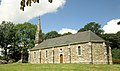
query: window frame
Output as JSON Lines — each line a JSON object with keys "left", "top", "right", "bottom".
{"left": 78, "top": 46, "right": 82, "bottom": 56}
{"left": 34, "top": 52, "right": 36, "bottom": 58}
{"left": 46, "top": 50, "right": 48, "bottom": 58}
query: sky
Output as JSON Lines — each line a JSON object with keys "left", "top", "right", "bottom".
{"left": 0, "top": 0, "right": 120, "bottom": 34}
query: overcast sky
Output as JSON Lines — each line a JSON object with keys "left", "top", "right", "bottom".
{"left": 0, "top": 0, "right": 120, "bottom": 34}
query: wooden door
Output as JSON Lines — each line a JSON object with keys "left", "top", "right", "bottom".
{"left": 60, "top": 54, "right": 63, "bottom": 63}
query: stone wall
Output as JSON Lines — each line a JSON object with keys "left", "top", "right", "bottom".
{"left": 29, "top": 42, "right": 112, "bottom": 64}
{"left": 29, "top": 50, "right": 40, "bottom": 64}
{"left": 92, "top": 42, "right": 107, "bottom": 64}
{"left": 92, "top": 42, "right": 112, "bottom": 64}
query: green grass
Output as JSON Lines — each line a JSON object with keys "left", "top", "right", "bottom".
{"left": 0, "top": 63, "right": 120, "bottom": 71}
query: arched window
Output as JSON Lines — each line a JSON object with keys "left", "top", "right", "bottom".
{"left": 53, "top": 50, "right": 54, "bottom": 63}
{"left": 46, "top": 50, "right": 47, "bottom": 58}
{"left": 34, "top": 52, "right": 36, "bottom": 58}
{"left": 78, "top": 46, "right": 81, "bottom": 55}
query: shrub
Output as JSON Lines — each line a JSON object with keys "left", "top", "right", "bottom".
{"left": 112, "top": 49, "right": 120, "bottom": 59}
{"left": 0, "top": 60, "right": 7, "bottom": 64}
{"left": 8, "top": 59, "right": 15, "bottom": 63}
{"left": 0, "top": 56, "right": 3, "bottom": 60}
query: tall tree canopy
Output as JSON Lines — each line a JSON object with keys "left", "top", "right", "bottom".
{"left": 78, "top": 22, "right": 104, "bottom": 35}
{"left": 14, "top": 22, "right": 36, "bottom": 62}
{"left": 45, "top": 31, "right": 61, "bottom": 40}
{"left": 0, "top": 22, "right": 37, "bottom": 62}
{"left": 0, "top": 21, "right": 15, "bottom": 61}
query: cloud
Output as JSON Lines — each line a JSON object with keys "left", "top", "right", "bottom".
{"left": 103, "top": 19, "right": 120, "bottom": 34}
{"left": 0, "top": 0, "right": 66, "bottom": 23}
{"left": 58, "top": 28, "right": 77, "bottom": 34}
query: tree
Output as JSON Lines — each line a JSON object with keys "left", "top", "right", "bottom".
{"left": 116, "top": 31, "right": 120, "bottom": 37}
{"left": 78, "top": 22, "right": 104, "bottom": 35}
{"left": 14, "top": 22, "right": 36, "bottom": 62}
{"left": 101, "top": 33, "right": 120, "bottom": 49}
{"left": 20, "top": 0, "right": 53, "bottom": 11}
{"left": 101, "top": 31, "right": 120, "bottom": 59}
{"left": 116, "top": 31, "right": 120, "bottom": 48}
{"left": 45, "top": 31, "right": 61, "bottom": 40}
{"left": 62, "top": 32, "right": 72, "bottom": 36}
{"left": 0, "top": 21, "right": 15, "bottom": 61}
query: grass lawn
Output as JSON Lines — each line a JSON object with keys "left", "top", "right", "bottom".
{"left": 0, "top": 63, "right": 120, "bottom": 71}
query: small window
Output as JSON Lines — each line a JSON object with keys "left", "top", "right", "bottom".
{"left": 53, "top": 50, "right": 54, "bottom": 56}
{"left": 46, "top": 50, "right": 47, "bottom": 58}
{"left": 78, "top": 46, "right": 81, "bottom": 55}
{"left": 34, "top": 52, "right": 36, "bottom": 58}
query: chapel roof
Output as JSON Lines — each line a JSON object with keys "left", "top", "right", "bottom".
{"left": 30, "top": 30, "right": 104, "bottom": 50}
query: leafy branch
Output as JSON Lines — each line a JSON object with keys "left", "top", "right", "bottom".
{"left": 20, "top": 0, "right": 52, "bottom": 11}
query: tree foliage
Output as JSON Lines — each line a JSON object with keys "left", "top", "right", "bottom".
{"left": 78, "top": 22, "right": 104, "bottom": 35}
{"left": 44, "top": 31, "right": 61, "bottom": 40}
{"left": 117, "top": 21, "right": 120, "bottom": 25}
{"left": 20, "top": 0, "right": 53, "bottom": 11}
{"left": 101, "top": 33, "right": 120, "bottom": 49}
{"left": 101, "top": 31, "right": 120, "bottom": 59}
{"left": 14, "top": 22, "right": 36, "bottom": 62}
{"left": 112, "top": 49, "right": 120, "bottom": 59}
{"left": 0, "top": 21, "right": 15, "bottom": 61}
{"left": 62, "top": 32, "right": 72, "bottom": 36}
{"left": 0, "top": 22, "right": 36, "bottom": 62}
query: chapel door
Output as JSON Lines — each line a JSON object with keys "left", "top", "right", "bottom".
{"left": 60, "top": 54, "right": 63, "bottom": 63}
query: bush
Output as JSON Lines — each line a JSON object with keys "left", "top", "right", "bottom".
{"left": 8, "top": 59, "right": 15, "bottom": 63}
{"left": 0, "top": 60, "right": 7, "bottom": 64}
{"left": 0, "top": 56, "right": 3, "bottom": 60}
{"left": 112, "top": 59, "right": 120, "bottom": 64}
{"left": 112, "top": 49, "right": 120, "bottom": 59}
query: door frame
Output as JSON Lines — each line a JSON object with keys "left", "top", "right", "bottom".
{"left": 60, "top": 54, "right": 63, "bottom": 63}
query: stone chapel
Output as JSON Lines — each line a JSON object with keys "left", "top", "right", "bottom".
{"left": 28, "top": 17, "right": 112, "bottom": 64}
